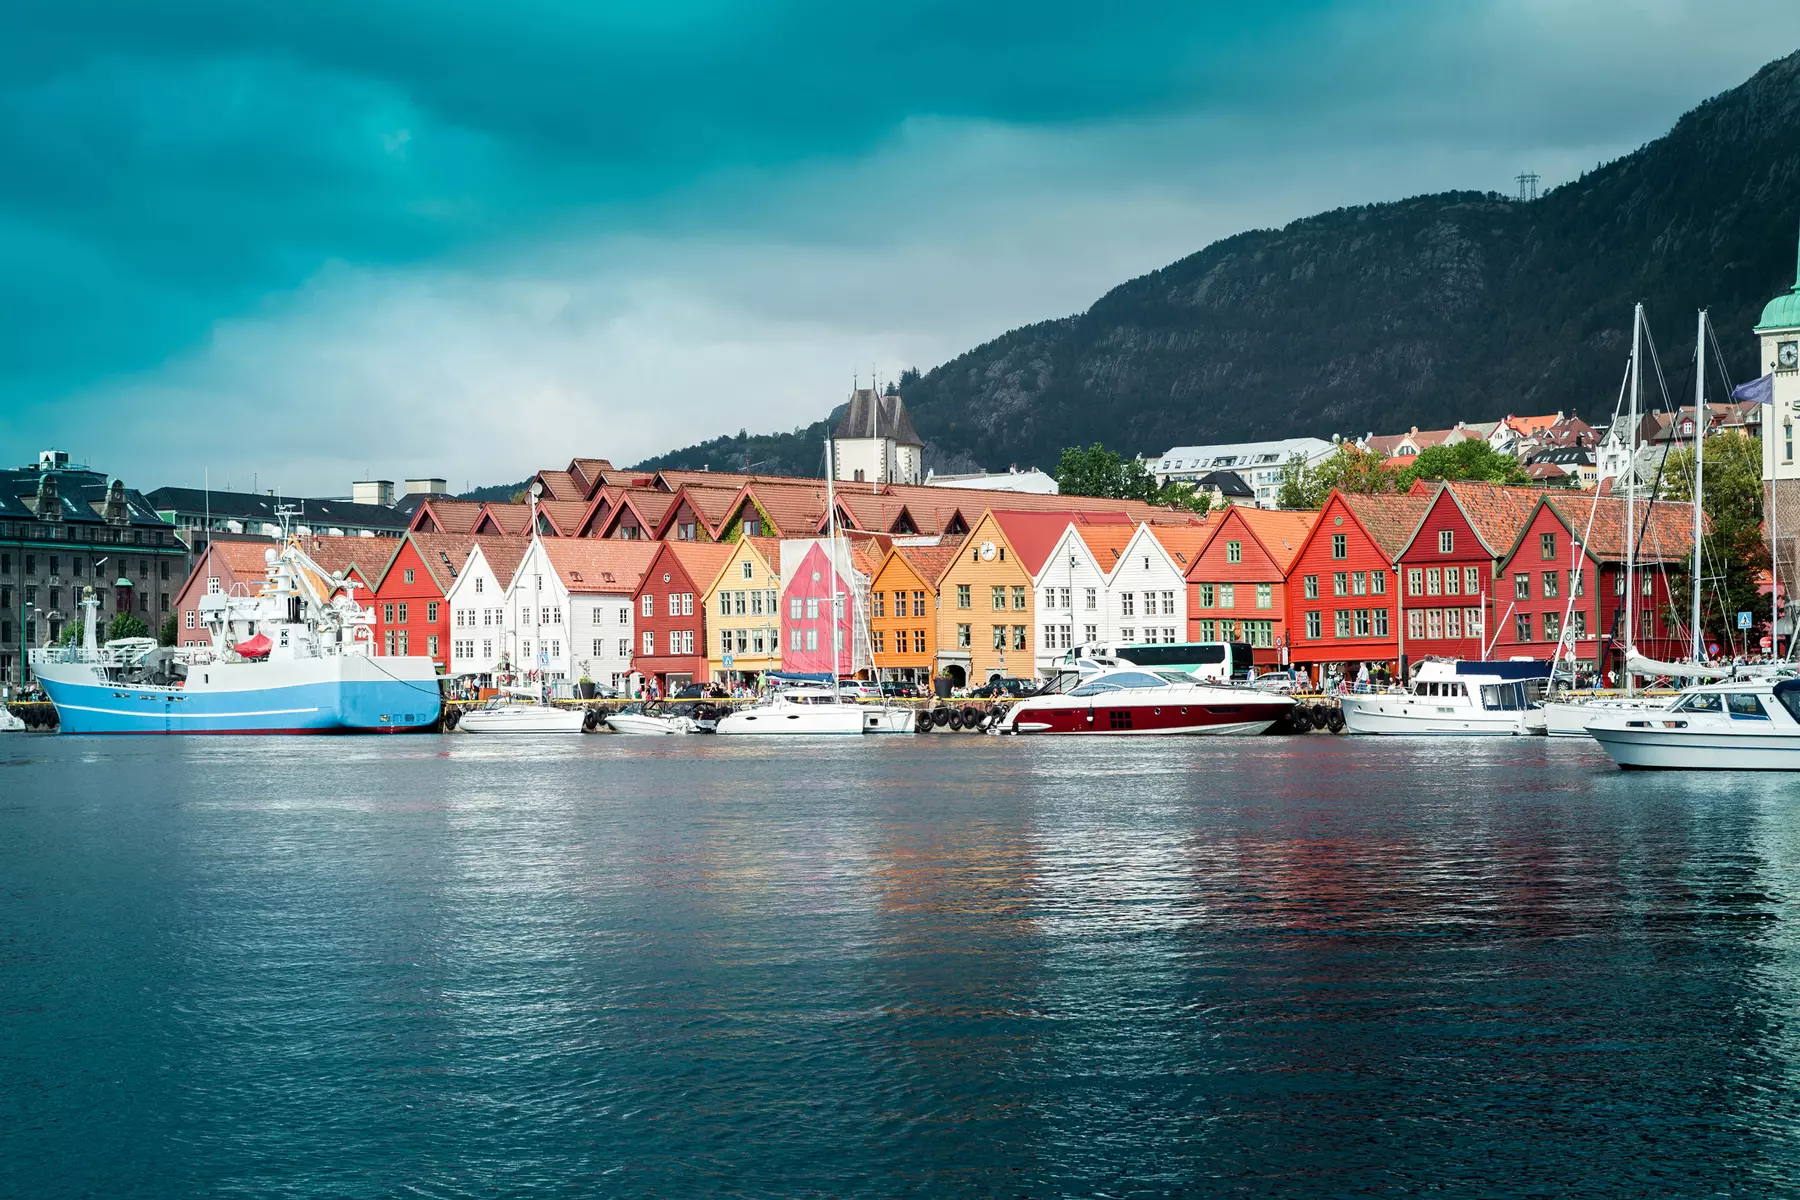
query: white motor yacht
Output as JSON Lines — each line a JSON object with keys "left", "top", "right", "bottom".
{"left": 1542, "top": 695, "right": 1674, "bottom": 737}
{"left": 715, "top": 687, "right": 914, "bottom": 735}
{"left": 992, "top": 667, "right": 1290, "bottom": 736}
{"left": 1587, "top": 677, "right": 1800, "bottom": 770}
{"left": 458, "top": 689, "right": 587, "bottom": 734}
{"left": 1338, "top": 660, "right": 1550, "bottom": 736}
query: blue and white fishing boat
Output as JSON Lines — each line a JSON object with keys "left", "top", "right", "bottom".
{"left": 29, "top": 536, "right": 442, "bottom": 734}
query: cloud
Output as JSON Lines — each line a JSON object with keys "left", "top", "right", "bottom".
{"left": 5, "top": 0, "right": 1800, "bottom": 492}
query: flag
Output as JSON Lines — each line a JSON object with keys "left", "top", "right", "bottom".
{"left": 1733, "top": 373, "right": 1775, "bottom": 405}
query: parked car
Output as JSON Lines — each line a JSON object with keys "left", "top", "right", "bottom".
{"left": 836, "top": 680, "right": 883, "bottom": 699}
{"left": 880, "top": 680, "right": 924, "bottom": 699}
{"left": 970, "top": 676, "right": 1041, "bottom": 699}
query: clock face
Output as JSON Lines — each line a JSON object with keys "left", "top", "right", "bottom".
{"left": 1781, "top": 341, "right": 1799, "bottom": 370}
{"left": 979, "top": 540, "right": 997, "bottom": 561}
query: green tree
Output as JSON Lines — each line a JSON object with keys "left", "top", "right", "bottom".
{"left": 1395, "top": 439, "right": 1529, "bottom": 490}
{"left": 158, "top": 612, "right": 178, "bottom": 646}
{"left": 1660, "top": 431, "right": 1766, "bottom": 651}
{"left": 1276, "top": 444, "right": 1398, "bottom": 509}
{"left": 107, "top": 612, "right": 150, "bottom": 641}
{"left": 1054, "top": 443, "right": 1208, "bottom": 513}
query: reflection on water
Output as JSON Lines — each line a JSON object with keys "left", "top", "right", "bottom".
{"left": 3, "top": 734, "right": 1800, "bottom": 1196}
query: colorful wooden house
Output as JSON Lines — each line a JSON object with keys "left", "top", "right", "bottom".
{"left": 868, "top": 538, "right": 963, "bottom": 682}
{"left": 702, "top": 537, "right": 784, "bottom": 685}
{"left": 1282, "top": 491, "right": 1431, "bottom": 678}
{"left": 1184, "top": 507, "right": 1315, "bottom": 663}
{"left": 629, "top": 541, "right": 735, "bottom": 692}
{"left": 1392, "top": 482, "right": 1540, "bottom": 663}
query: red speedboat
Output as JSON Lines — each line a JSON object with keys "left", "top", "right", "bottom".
{"left": 992, "top": 666, "right": 1292, "bottom": 736}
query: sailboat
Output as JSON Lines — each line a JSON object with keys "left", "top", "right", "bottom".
{"left": 1542, "top": 305, "right": 1724, "bottom": 737}
{"left": 716, "top": 435, "right": 914, "bottom": 736}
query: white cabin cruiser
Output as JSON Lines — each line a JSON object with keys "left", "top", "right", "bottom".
{"left": 458, "top": 689, "right": 586, "bottom": 734}
{"left": 715, "top": 686, "right": 913, "bottom": 735}
{"left": 1339, "top": 660, "right": 1550, "bottom": 736}
{"left": 1587, "top": 677, "right": 1800, "bottom": 770}
{"left": 0, "top": 706, "right": 26, "bottom": 733}
{"left": 603, "top": 701, "right": 718, "bottom": 735}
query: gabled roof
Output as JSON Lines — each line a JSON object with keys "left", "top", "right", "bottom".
{"left": 656, "top": 483, "right": 743, "bottom": 539}
{"left": 651, "top": 540, "right": 738, "bottom": 591}
{"left": 1524, "top": 494, "right": 1698, "bottom": 565}
{"left": 539, "top": 539, "right": 659, "bottom": 594}
{"left": 474, "top": 502, "right": 537, "bottom": 537}
{"left": 537, "top": 499, "right": 589, "bottom": 536}
{"left": 299, "top": 534, "right": 399, "bottom": 585}
{"left": 1334, "top": 492, "right": 1435, "bottom": 560}
{"left": 1411, "top": 481, "right": 1544, "bottom": 559}
{"left": 532, "top": 470, "right": 585, "bottom": 503}
{"left": 1074, "top": 523, "right": 1139, "bottom": 574}
{"left": 567, "top": 458, "right": 617, "bottom": 498}
{"left": 991, "top": 510, "right": 1134, "bottom": 577}
{"left": 889, "top": 535, "right": 967, "bottom": 587}
{"left": 394, "top": 532, "right": 485, "bottom": 594}
{"left": 409, "top": 498, "right": 485, "bottom": 534}
{"left": 196, "top": 538, "right": 282, "bottom": 586}
{"left": 1142, "top": 523, "right": 1212, "bottom": 571}
{"left": 736, "top": 481, "right": 830, "bottom": 537}
{"left": 466, "top": 538, "right": 530, "bottom": 591}
{"left": 599, "top": 489, "right": 680, "bottom": 537}
{"left": 1205, "top": 507, "right": 1318, "bottom": 575}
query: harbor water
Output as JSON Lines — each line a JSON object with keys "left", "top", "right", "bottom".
{"left": 4, "top": 734, "right": 1800, "bottom": 1196}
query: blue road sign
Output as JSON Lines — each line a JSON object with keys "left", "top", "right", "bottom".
{"left": 1738, "top": 611, "right": 1754, "bottom": 630}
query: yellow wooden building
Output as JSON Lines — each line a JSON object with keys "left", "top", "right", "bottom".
{"left": 933, "top": 511, "right": 1036, "bottom": 686}
{"left": 701, "top": 536, "right": 783, "bottom": 685}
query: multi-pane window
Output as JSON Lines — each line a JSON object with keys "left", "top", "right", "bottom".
{"left": 722, "top": 592, "right": 735, "bottom": 616}
{"left": 957, "top": 624, "right": 971, "bottom": 648}
{"left": 1012, "top": 586, "right": 1026, "bottom": 611}
{"left": 1541, "top": 532, "right": 1557, "bottom": 561}
{"left": 872, "top": 592, "right": 885, "bottom": 618}
{"left": 1408, "top": 568, "right": 1423, "bottom": 596}
{"left": 1161, "top": 591, "right": 1175, "bottom": 615}
{"left": 1084, "top": 588, "right": 1097, "bottom": 610}
{"left": 1438, "top": 530, "right": 1454, "bottom": 553}
{"left": 1199, "top": 583, "right": 1215, "bottom": 607}
{"left": 427, "top": 602, "right": 438, "bottom": 623}
{"left": 992, "top": 625, "right": 1007, "bottom": 650}
{"left": 872, "top": 630, "right": 885, "bottom": 654}
{"left": 1256, "top": 583, "right": 1272, "bottom": 609}
{"left": 1334, "top": 610, "right": 1352, "bottom": 638}
{"left": 1426, "top": 609, "right": 1442, "bottom": 639}
{"left": 1426, "top": 568, "right": 1441, "bottom": 596}
{"left": 1544, "top": 612, "right": 1562, "bottom": 642}
{"left": 1121, "top": 592, "right": 1136, "bottom": 616}
{"left": 642, "top": 631, "right": 654, "bottom": 655}
{"left": 1084, "top": 624, "right": 1097, "bottom": 643}
{"left": 397, "top": 602, "right": 408, "bottom": 624}
{"left": 1352, "top": 572, "right": 1368, "bottom": 596}
{"left": 642, "top": 594, "right": 653, "bottom": 616}
{"left": 992, "top": 586, "right": 1006, "bottom": 611}
{"left": 1354, "top": 609, "right": 1371, "bottom": 638}
{"left": 1305, "top": 611, "right": 1321, "bottom": 639}
{"left": 1463, "top": 567, "right": 1480, "bottom": 594}
{"left": 1515, "top": 613, "right": 1532, "bottom": 642}
{"left": 1219, "top": 584, "right": 1235, "bottom": 609}
{"left": 1226, "top": 540, "right": 1242, "bottom": 564}
{"left": 1012, "top": 625, "right": 1027, "bottom": 651}
{"left": 1514, "top": 574, "right": 1530, "bottom": 600}
{"left": 1445, "top": 609, "right": 1461, "bottom": 638}
{"left": 1332, "top": 572, "right": 1347, "bottom": 597}
{"left": 1408, "top": 610, "right": 1425, "bottom": 638}
{"left": 1442, "top": 567, "right": 1459, "bottom": 596}
{"left": 1570, "top": 611, "right": 1586, "bottom": 636}
{"left": 914, "top": 630, "right": 926, "bottom": 654}
{"left": 1371, "top": 571, "right": 1385, "bottom": 596}
{"left": 915, "top": 592, "right": 928, "bottom": 617}
{"left": 1373, "top": 610, "right": 1388, "bottom": 637}
{"left": 1542, "top": 571, "right": 1559, "bottom": 599}
{"left": 1304, "top": 575, "right": 1318, "bottom": 600}
{"left": 1331, "top": 534, "right": 1347, "bottom": 559}
{"left": 1465, "top": 609, "right": 1482, "bottom": 637}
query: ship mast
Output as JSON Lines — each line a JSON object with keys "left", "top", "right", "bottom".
{"left": 1624, "top": 303, "right": 1640, "bottom": 697}
{"left": 825, "top": 437, "right": 840, "bottom": 695}
{"left": 1691, "top": 310, "right": 1706, "bottom": 663}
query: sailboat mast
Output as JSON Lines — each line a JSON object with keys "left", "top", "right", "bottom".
{"left": 825, "top": 437, "right": 840, "bottom": 690}
{"left": 1692, "top": 310, "right": 1706, "bottom": 662}
{"left": 1624, "top": 303, "right": 1640, "bottom": 696}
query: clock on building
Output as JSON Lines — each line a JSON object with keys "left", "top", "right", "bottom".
{"left": 979, "top": 541, "right": 997, "bottom": 561}
{"left": 1780, "top": 340, "right": 1799, "bottom": 371}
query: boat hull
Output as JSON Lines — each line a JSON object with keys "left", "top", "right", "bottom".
{"left": 716, "top": 703, "right": 913, "bottom": 735}
{"left": 604, "top": 713, "right": 696, "bottom": 735}
{"left": 34, "top": 655, "right": 442, "bottom": 734}
{"left": 1340, "top": 695, "right": 1537, "bottom": 736}
{"left": 459, "top": 707, "right": 586, "bottom": 734}
{"left": 997, "top": 695, "right": 1286, "bottom": 736}
{"left": 1541, "top": 698, "right": 1670, "bottom": 738}
{"left": 1588, "top": 725, "right": 1800, "bottom": 770}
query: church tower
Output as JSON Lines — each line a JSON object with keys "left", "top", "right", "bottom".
{"left": 1758, "top": 232, "right": 1800, "bottom": 633}
{"left": 832, "top": 387, "right": 924, "bottom": 486}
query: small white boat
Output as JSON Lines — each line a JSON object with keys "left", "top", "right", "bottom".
{"left": 1587, "top": 677, "right": 1800, "bottom": 770}
{"left": 715, "top": 687, "right": 914, "bottom": 735}
{"left": 1542, "top": 695, "right": 1672, "bottom": 737}
{"left": 459, "top": 689, "right": 587, "bottom": 734}
{"left": 0, "top": 706, "right": 27, "bottom": 733}
{"left": 1339, "top": 660, "right": 1550, "bottom": 736}
{"left": 604, "top": 701, "right": 707, "bottom": 735}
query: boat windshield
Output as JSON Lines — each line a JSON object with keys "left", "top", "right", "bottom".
{"left": 1070, "top": 671, "right": 1167, "bottom": 696}
{"left": 1673, "top": 693, "right": 1723, "bottom": 713}
{"left": 1776, "top": 680, "right": 1800, "bottom": 723}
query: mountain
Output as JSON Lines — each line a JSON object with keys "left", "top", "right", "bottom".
{"left": 639, "top": 48, "right": 1800, "bottom": 476}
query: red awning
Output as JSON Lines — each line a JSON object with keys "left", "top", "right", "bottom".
{"left": 233, "top": 632, "right": 272, "bottom": 659}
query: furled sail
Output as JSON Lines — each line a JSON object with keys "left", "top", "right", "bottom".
{"left": 1624, "top": 650, "right": 1732, "bottom": 680}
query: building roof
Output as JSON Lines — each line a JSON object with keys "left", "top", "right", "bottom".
{"left": 410, "top": 498, "right": 486, "bottom": 534}
{"left": 532, "top": 469, "right": 585, "bottom": 503}
{"left": 1194, "top": 470, "right": 1254, "bottom": 498}
{"left": 539, "top": 539, "right": 659, "bottom": 594}
{"left": 1073, "top": 523, "right": 1139, "bottom": 572}
{"left": 1336, "top": 492, "right": 1434, "bottom": 560}
{"left": 144, "top": 486, "right": 408, "bottom": 531}
{"left": 890, "top": 535, "right": 967, "bottom": 586}
{"left": 470, "top": 538, "right": 531, "bottom": 591}
{"left": 1534, "top": 494, "right": 1697, "bottom": 565}
{"left": 1154, "top": 437, "right": 1334, "bottom": 475}
{"left": 1428, "top": 481, "right": 1545, "bottom": 559}
{"left": 654, "top": 540, "right": 738, "bottom": 590}
{"left": 474, "top": 502, "right": 537, "bottom": 537}
{"left": 1142, "top": 523, "right": 1213, "bottom": 570}
{"left": 1756, "top": 236, "right": 1800, "bottom": 331}
{"left": 1214, "top": 507, "right": 1318, "bottom": 574}
{"left": 833, "top": 388, "right": 922, "bottom": 445}
{"left": 736, "top": 481, "right": 831, "bottom": 536}
{"left": 990, "top": 510, "right": 1134, "bottom": 577}
{"left": 298, "top": 534, "right": 399, "bottom": 584}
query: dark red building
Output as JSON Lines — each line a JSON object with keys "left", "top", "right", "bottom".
{"left": 1487, "top": 493, "right": 1694, "bottom": 674}
{"left": 1392, "top": 482, "right": 1541, "bottom": 665}
{"left": 630, "top": 541, "right": 734, "bottom": 692}
{"left": 370, "top": 532, "right": 492, "bottom": 671}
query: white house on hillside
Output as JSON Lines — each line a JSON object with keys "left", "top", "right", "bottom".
{"left": 1152, "top": 437, "right": 1334, "bottom": 508}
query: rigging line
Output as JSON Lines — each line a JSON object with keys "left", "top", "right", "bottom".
{"left": 1553, "top": 357, "right": 1632, "bottom": 687}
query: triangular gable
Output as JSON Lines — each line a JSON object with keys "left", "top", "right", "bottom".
{"left": 697, "top": 534, "right": 778, "bottom": 602}
{"left": 574, "top": 490, "right": 616, "bottom": 538}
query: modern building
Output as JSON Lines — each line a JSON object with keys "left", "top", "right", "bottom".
{"left": 2, "top": 451, "right": 185, "bottom": 687}
{"left": 147, "top": 485, "right": 413, "bottom": 546}
{"left": 1151, "top": 438, "right": 1335, "bottom": 508}
{"left": 923, "top": 467, "right": 1059, "bottom": 495}
{"left": 832, "top": 388, "right": 924, "bottom": 486}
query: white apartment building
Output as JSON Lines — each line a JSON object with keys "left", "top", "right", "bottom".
{"left": 497, "top": 538, "right": 656, "bottom": 694}
{"left": 1152, "top": 437, "right": 1336, "bottom": 508}
{"left": 1030, "top": 522, "right": 1117, "bottom": 675}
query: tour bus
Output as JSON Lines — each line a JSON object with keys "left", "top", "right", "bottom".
{"left": 1062, "top": 641, "right": 1255, "bottom": 683}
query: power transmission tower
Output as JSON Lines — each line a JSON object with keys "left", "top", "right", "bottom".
{"left": 1515, "top": 172, "right": 1540, "bottom": 202}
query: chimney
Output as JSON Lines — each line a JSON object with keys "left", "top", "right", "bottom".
{"left": 353, "top": 480, "right": 395, "bottom": 506}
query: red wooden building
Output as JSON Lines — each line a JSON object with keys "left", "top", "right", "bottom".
{"left": 1282, "top": 490, "right": 1430, "bottom": 677}
{"left": 371, "top": 532, "right": 522, "bottom": 671}
{"left": 630, "top": 541, "right": 735, "bottom": 692}
{"left": 1392, "top": 482, "right": 1540, "bottom": 664}
{"left": 1487, "top": 493, "right": 1695, "bottom": 674}
{"left": 1184, "top": 507, "right": 1316, "bottom": 665}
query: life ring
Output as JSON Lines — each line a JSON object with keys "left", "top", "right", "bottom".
{"left": 354, "top": 625, "right": 372, "bottom": 642}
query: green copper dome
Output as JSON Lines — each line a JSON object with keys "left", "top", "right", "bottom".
{"left": 1757, "top": 229, "right": 1800, "bottom": 331}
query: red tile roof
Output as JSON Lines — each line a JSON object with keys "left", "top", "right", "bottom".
{"left": 1434, "top": 482, "right": 1544, "bottom": 558}
{"left": 659, "top": 540, "right": 739, "bottom": 591}
{"left": 534, "top": 470, "right": 584, "bottom": 503}
{"left": 540, "top": 539, "right": 660, "bottom": 594}
{"left": 411, "top": 498, "right": 485, "bottom": 534}
{"left": 1535, "top": 494, "right": 1697, "bottom": 564}
{"left": 1337, "top": 492, "right": 1434, "bottom": 560}
{"left": 1143, "top": 523, "right": 1213, "bottom": 571}
{"left": 472, "top": 538, "right": 530, "bottom": 590}
{"left": 992, "top": 510, "right": 1135, "bottom": 577}
{"left": 891, "top": 535, "right": 967, "bottom": 586}
{"left": 1221, "top": 508, "right": 1318, "bottom": 573}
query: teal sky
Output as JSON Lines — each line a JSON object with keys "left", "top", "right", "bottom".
{"left": 5, "top": 0, "right": 1800, "bottom": 493}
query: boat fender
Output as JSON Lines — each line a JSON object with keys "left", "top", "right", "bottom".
{"left": 443, "top": 707, "right": 461, "bottom": 732}
{"left": 960, "top": 706, "right": 980, "bottom": 728}
{"left": 913, "top": 712, "right": 932, "bottom": 733}
{"left": 947, "top": 710, "right": 965, "bottom": 731}
{"left": 582, "top": 709, "right": 602, "bottom": 732}
{"left": 931, "top": 707, "right": 951, "bottom": 729}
